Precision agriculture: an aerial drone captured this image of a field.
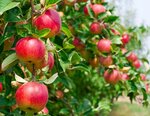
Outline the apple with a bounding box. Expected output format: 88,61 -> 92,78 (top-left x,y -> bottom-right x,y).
15,82 -> 48,113
0,82 -> 3,92
64,0 -> 77,5
89,57 -> 99,67
83,5 -> 89,15
91,4 -> 106,16
73,37 -> 85,51
33,9 -> 61,38
104,69 -> 121,84
121,34 -> 130,45
97,39 -> 112,53
15,37 -> 46,64
140,74 -> 146,81
121,47 -> 127,54
121,73 -> 129,81
90,22 -> 102,34
132,60 -> 141,69
126,52 -> 138,63
99,55 -> 113,67
39,107 -> 49,115
56,90 -> 64,99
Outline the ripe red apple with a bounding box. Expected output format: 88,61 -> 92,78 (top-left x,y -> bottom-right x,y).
56,90 -> 64,99
33,9 -> 61,38
97,39 -> 112,53
132,60 -> 141,69
40,107 -> 49,115
140,74 -> 146,81
15,82 -> 48,113
90,22 -> 102,34
121,34 -> 130,45
0,82 -> 3,92
83,5 -> 89,15
121,73 -> 129,81
89,57 -> 99,67
73,37 -> 85,51
91,4 -> 106,16
64,0 -> 77,5
15,37 -> 46,64
104,69 -> 121,84
99,55 -> 113,67
126,52 -> 138,63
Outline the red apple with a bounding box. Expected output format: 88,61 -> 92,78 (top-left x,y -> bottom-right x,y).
83,5 -> 89,15
99,55 -> 113,67
33,9 -> 61,38
56,90 -> 64,99
91,4 -> 106,16
15,37 -> 46,64
73,37 -> 85,51
64,0 -> 77,5
140,74 -> 146,81
90,22 -> 102,34
15,82 -> 48,113
126,52 -> 138,63
97,39 -> 112,53
104,69 -> 121,84
121,73 -> 129,81
0,82 -> 3,92
132,60 -> 141,69
40,107 -> 49,115
121,34 -> 130,45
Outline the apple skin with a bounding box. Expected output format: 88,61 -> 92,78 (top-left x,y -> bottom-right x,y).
140,74 -> 146,81
97,39 -> 112,53
56,90 -> 64,99
121,34 -> 130,45
15,37 -> 46,64
99,55 -> 113,67
0,82 -> 3,92
126,52 -> 138,63
15,82 -> 48,113
90,22 -> 102,34
33,9 -> 61,38
104,70 -> 121,84
91,4 -> 106,16
132,60 -> 141,69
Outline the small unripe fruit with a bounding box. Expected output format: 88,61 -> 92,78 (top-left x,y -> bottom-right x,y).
126,52 -> 138,63
99,55 -> 113,67
15,37 -> 46,64
33,9 -> 61,38
90,22 -> 102,34
56,90 -> 64,99
121,34 -> 130,45
97,39 -> 111,53
89,57 -> 99,67
15,82 -> 48,113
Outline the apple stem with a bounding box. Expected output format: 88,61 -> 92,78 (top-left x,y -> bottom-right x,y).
32,64 -> 36,81
30,0 -> 35,25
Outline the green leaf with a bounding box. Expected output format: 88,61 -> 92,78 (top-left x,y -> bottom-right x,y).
69,51 -> 82,64
111,36 -> 122,45
1,53 -> 18,71
33,28 -> 50,38
44,73 -> 58,84
70,64 -> 90,73
0,0 -> 20,15
62,23 -> 73,38
15,73 -> 27,83
46,0 -> 61,5
104,16 -> 119,23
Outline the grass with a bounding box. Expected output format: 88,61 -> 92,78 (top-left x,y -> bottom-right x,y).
109,102 -> 150,116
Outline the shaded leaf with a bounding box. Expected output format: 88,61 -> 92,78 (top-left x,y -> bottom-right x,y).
44,73 -> 58,84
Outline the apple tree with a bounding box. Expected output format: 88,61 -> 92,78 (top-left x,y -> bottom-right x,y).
0,0 -> 150,115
